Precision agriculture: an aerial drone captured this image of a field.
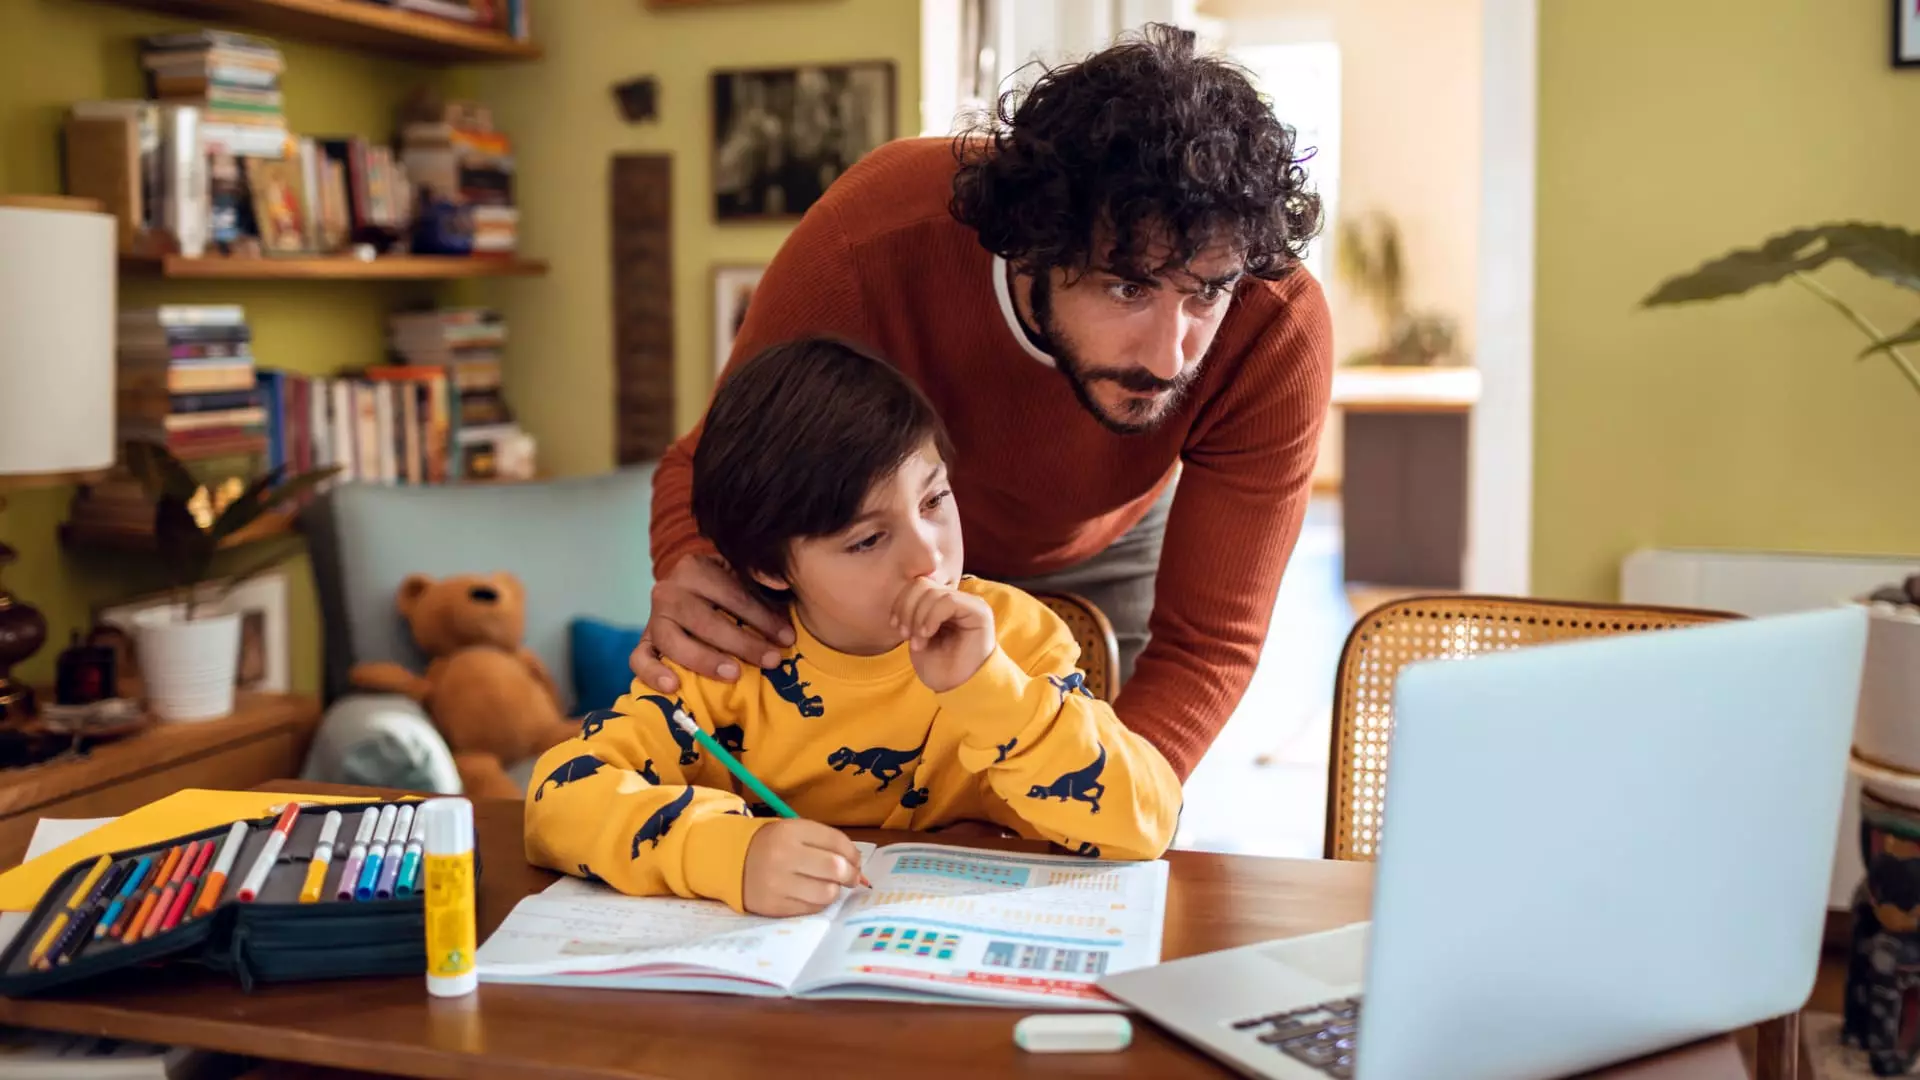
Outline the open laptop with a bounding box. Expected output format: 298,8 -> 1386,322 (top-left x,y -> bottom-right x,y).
1100,605 -> 1868,1080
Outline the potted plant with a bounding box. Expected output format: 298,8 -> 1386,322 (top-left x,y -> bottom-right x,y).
1333,211 -> 1461,367
1643,223 -> 1920,772
121,439 -> 338,721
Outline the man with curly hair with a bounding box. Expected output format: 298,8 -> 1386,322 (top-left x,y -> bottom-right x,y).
636,24 -> 1333,784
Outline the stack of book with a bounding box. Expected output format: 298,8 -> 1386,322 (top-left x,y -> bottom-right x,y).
65,306 -> 264,543
387,307 -> 530,478
140,30 -> 287,160
117,306 -> 265,462
250,307 -> 532,485
398,100 -> 517,254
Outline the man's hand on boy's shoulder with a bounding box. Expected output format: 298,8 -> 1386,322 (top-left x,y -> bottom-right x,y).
895,577 -> 996,694
631,552 -> 796,694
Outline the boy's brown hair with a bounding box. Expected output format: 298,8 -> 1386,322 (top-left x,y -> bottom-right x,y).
692,337 -> 956,601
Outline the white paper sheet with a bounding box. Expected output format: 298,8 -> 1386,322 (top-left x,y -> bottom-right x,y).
0,818 -> 116,957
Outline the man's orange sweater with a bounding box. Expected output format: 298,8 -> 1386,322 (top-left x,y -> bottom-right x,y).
651,137 -> 1334,780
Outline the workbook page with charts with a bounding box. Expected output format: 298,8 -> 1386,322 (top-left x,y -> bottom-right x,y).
475,842 -> 1169,1007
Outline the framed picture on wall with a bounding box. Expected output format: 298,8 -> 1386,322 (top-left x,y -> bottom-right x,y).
1897,0 -> 1920,66
711,60 -> 896,221
713,263 -> 766,379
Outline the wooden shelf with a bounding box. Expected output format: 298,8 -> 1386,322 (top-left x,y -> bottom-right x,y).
88,0 -> 540,62
120,254 -> 548,280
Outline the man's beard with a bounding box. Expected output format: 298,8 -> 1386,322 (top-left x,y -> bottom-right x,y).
1029,275 -> 1202,437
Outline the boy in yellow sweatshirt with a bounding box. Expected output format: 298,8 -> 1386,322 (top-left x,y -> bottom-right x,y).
524,337 -> 1182,917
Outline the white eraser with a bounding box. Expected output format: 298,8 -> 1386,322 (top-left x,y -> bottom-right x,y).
1013,1013 -> 1132,1053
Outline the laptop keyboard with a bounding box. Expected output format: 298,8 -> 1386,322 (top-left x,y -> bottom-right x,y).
1230,996 -> 1361,1078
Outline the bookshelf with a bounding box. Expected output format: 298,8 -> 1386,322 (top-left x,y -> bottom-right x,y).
121,254 -> 549,280
85,0 -> 541,62
57,3 -> 546,554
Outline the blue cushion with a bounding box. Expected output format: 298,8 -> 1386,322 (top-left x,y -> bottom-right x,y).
570,615 -> 647,715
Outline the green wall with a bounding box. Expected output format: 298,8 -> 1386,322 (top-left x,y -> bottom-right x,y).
466,0 -> 922,473
1533,0 -> 1920,599
0,0 -> 469,694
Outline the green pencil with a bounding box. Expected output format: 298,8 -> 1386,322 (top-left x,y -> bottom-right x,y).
669,713 -> 869,887
670,713 -> 796,817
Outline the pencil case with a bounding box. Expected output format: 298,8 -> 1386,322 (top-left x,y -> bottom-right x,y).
0,798 -> 481,998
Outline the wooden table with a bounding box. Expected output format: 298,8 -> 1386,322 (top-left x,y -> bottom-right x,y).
0,780 -> 1749,1079
0,694 -> 321,867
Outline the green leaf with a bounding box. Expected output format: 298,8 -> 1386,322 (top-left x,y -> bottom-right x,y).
208,465 -> 339,543
1821,223 -> 1920,292
122,440 -> 199,503
207,535 -> 307,600
153,495 -> 215,591
1643,222 -> 1920,306
207,464 -> 289,543
1641,227 -> 1828,305
1860,318 -> 1920,359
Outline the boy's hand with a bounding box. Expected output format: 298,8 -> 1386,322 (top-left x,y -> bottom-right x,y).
894,578 -> 996,693
742,819 -> 864,917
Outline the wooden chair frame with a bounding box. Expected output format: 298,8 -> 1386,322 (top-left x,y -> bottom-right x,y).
1033,591 -> 1121,703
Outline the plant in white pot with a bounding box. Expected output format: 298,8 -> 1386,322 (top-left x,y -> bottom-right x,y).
1643,223 -> 1920,771
121,439 -> 337,721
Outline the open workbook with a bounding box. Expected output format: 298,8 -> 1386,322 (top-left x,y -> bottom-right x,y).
475,842 -> 1169,1007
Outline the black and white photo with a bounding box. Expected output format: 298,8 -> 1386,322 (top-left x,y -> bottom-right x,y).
712,61 -> 895,220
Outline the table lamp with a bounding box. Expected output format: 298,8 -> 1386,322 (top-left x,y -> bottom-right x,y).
0,196 -> 117,720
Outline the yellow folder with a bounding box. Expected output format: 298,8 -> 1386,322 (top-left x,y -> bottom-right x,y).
0,789 -> 395,912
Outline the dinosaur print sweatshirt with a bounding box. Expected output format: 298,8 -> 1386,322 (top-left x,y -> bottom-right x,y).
523,577 -> 1182,913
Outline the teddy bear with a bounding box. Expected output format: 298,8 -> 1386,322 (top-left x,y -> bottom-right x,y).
349,571 -> 580,800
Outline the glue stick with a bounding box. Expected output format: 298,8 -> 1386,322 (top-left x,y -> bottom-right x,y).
419,797 -> 477,997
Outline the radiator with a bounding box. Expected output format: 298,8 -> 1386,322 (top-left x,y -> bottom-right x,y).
1621,546 -> 1920,911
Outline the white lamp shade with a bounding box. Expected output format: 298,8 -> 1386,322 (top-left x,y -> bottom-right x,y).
0,204 -> 116,478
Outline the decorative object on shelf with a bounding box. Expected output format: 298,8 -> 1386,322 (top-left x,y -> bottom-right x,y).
613,154 -> 675,466
712,263 -> 765,379
0,197 -> 118,724
114,439 -> 335,720
54,630 -> 119,706
1898,0 -> 1920,67
1843,787 -> 1920,1074
712,60 -> 895,221
612,76 -> 659,123
1333,210 -> 1461,367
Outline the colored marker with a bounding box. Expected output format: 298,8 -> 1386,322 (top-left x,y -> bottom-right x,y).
159,840 -> 217,933
29,855 -> 112,969
355,804 -> 399,900
193,821 -> 249,917
53,897 -> 113,966
46,859 -> 130,966
237,802 -> 302,902
299,810 -> 344,903
373,805 -> 413,899
113,843 -> 183,940
137,840 -> 200,941
337,808 -> 379,900
394,805 -> 429,897
95,855 -> 152,939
